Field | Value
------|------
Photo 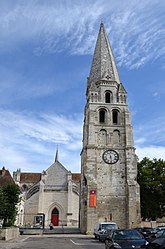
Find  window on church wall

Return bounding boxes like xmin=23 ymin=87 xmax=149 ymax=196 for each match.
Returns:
xmin=105 ymin=91 xmax=112 ymax=103
xmin=112 ymin=110 xmax=119 ymax=124
xmin=120 ymin=95 xmax=123 ymax=103
xmin=94 ymin=93 xmax=98 ymax=102
xmin=22 ymin=184 xmax=28 ymax=192
xmin=52 ymin=208 xmax=59 ymax=215
xmin=99 ymin=109 xmax=106 ymax=123
xmin=90 ymin=92 xmax=98 ymax=102
xmin=91 ymin=93 xmax=94 ymax=102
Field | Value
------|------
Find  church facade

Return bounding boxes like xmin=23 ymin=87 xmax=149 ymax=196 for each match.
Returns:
xmin=13 ymin=151 xmax=80 ymax=228
xmin=80 ymin=23 xmax=141 ymax=234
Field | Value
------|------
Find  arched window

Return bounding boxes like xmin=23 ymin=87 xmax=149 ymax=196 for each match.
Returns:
xmin=105 ymin=91 xmax=112 ymax=103
xmin=112 ymin=110 xmax=119 ymax=124
xmin=101 ymin=129 xmax=107 ymax=145
xmin=113 ymin=130 xmax=120 ymax=145
xmin=120 ymin=95 xmax=123 ymax=103
xmin=52 ymin=208 xmax=59 ymax=215
xmin=99 ymin=109 xmax=106 ymax=123
xmin=91 ymin=93 xmax=94 ymax=102
xmin=22 ymin=184 xmax=28 ymax=192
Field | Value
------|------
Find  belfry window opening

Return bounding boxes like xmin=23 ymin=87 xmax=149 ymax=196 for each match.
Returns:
xmin=105 ymin=91 xmax=112 ymax=103
xmin=112 ymin=110 xmax=118 ymax=124
xmin=99 ymin=109 xmax=106 ymax=123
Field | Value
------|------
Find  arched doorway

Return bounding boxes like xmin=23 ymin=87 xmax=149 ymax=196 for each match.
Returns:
xmin=51 ymin=207 xmax=59 ymax=226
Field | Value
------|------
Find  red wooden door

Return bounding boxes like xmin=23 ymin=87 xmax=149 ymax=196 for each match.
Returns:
xmin=51 ymin=214 xmax=59 ymax=226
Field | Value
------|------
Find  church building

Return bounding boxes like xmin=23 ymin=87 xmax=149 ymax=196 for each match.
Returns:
xmin=13 ymin=150 xmax=80 ymax=228
xmin=80 ymin=23 xmax=141 ymax=234
xmin=12 ymin=23 xmax=141 ymax=233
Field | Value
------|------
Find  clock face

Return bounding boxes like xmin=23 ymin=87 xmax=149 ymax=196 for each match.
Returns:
xmin=102 ymin=150 xmax=119 ymax=164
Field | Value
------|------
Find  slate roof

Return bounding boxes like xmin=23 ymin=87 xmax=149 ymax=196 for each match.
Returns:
xmin=88 ymin=22 xmax=120 ymax=88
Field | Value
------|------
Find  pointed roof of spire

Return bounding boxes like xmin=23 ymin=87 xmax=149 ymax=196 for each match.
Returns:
xmin=54 ymin=145 xmax=59 ymax=163
xmin=88 ymin=22 xmax=120 ymax=87
xmin=118 ymin=83 xmax=127 ymax=94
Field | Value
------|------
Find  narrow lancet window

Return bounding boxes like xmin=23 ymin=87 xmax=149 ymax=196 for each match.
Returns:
xmin=105 ymin=91 xmax=112 ymax=103
xmin=99 ymin=110 xmax=105 ymax=123
xmin=112 ymin=110 xmax=118 ymax=124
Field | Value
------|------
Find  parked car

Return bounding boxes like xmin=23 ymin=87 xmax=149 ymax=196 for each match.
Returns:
xmin=94 ymin=221 xmax=118 ymax=239
xmin=134 ymin=227 xmax=157 ymax=240
xmin=155 ymin=229 xmax=165 ymax=238
xmin=146 ymin=235 xmax=165 ymax=248
xmin=156 ymin=226 xmax=165 ymax=231
xmin=105 ymin=229 xmax=149 ymax=249
xmin=98 ymin=228 xmax=112 ymax=242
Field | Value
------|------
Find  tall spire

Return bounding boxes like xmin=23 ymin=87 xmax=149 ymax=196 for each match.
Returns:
xmin=88 ymin=22 xmax=120 ymax=87
xmin=54 ymin=145 xmax=59 ymax=163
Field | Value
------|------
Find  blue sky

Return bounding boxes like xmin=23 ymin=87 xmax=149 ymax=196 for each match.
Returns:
xmin=0 ymin=0 xmax=164 ymax=174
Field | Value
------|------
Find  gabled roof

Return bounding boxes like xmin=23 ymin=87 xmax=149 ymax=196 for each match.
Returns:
xmin=118 ymin=83 xmax=127 ymax=93
xmin=46 ymin=159 xmax=69 ymax=174
xmin=0 ymin=166 xmax=15 ymax=186
xmin=46 ymin=148 xmax=69 ymax=174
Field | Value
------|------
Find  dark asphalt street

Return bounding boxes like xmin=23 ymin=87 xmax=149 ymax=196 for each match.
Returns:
xmin=1 ymin=235 xmax=105 ymax=249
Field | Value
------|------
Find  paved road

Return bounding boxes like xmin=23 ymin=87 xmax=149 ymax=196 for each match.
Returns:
xmin=0 ymin=235 xmax=105 ymax=249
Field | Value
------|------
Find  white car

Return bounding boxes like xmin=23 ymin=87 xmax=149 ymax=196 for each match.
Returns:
xmin=94 ymin=222 xmax=118 ymax=239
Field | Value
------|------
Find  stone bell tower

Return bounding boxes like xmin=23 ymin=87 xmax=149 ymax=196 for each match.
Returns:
xmin=80 ymin=23 xmax=141 ymax=234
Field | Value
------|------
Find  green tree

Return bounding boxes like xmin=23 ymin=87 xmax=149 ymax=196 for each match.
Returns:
xmin=0 ymin=187 xmax=6 ymax=220
xmin=0 ymin=183 xmax=20 ymax=227
xmin=137 ymin=157 xmax=165 ymax=220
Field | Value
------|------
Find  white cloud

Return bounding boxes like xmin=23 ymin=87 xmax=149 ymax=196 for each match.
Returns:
xmin=1 ymin=107 xmax=165 ymax=174
xmin=135 ymin=138 xmax=146 ymax=144
xmin=134 ymin=116 xmax=165 ymax=160
xmin=136 ymin=146 xmax=165 ymax=161
xmin=0 ymin=109 xmax=83 ymax=173
xmin=0 ymin=0 xmax=164 ymax=69
xmin=134 ymin=117 xmax=165 ymax=146
xmin=151 ymin=81 xmax=165 ymax=101
xmin=153 ymin=92 xmax=158 ymax=97
xmin=0 ymin=0 xmax=164 ymax=175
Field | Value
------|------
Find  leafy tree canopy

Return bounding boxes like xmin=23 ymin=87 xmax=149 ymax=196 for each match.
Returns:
xmin=0 ymin=183 xmax=20 ymax=227
xmin=137 ymin=157 xmax=165 ymax=221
